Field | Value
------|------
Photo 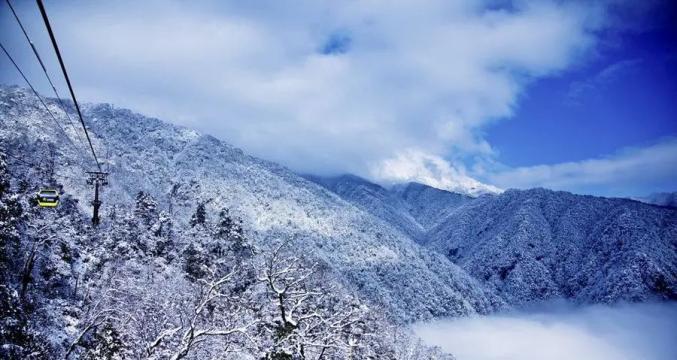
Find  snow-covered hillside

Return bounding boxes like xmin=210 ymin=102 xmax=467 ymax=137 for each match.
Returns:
xmin=2 ymin=84 xmax=675 ymax=358
xmin=391 ymin=182 xmax=475 ymax=231
xmin=0 ymin=85 xmax=500 ymax=323
xmin=426 ymin=188 xmax=677 ymax=305
xmin=310 ymin=174 xmax=677 ymax=306
xmin=306 ymin=175 xmax=475 ymax=240
xmin=303 ymin=174 xmax=427 ymax=241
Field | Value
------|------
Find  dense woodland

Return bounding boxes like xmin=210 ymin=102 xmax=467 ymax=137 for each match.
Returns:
xmin=2 ymin=86 xmax=675 ymax=359
xmin=0 ymin=152 xmax=454 ymax=359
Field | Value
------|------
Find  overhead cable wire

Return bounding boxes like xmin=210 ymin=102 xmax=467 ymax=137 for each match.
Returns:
xmin=36 ymin=0 xmax=102 ymax=171
xmin=4 ymin=0 xmax=88 ymax=151
xmin=1 ymin=150 xmax=61 ymax=182
xmin=1 ymin=150 xmax=40 ymax=168
xmin=0 ymin=41 xmax=88 ymax=164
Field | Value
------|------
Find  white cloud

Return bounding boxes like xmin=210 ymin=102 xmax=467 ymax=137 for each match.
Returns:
xmin=0 ymin=0 xmax=605 ymax=179
xmin=370 ymin=138 xmax=677 ymax=197
xmin=371 ymin=149 xmax=501 ymax=195
xmin=413 ymin=302 xmax=677 ymax=360
xmin=487 ymin=138 xmax=677 ymax=197
xmin=566 ymin=58 xmax=643 ymax=104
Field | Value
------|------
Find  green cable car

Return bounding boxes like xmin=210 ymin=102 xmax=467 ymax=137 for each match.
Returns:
xmin=37 ymin=189 xmax=60 ymax=208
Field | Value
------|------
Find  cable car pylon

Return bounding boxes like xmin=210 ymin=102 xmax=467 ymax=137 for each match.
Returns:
xmin=87 ymin=171 xmax=108 ymax=225
xmin=36 ymin=0 xmax=110 ymax=225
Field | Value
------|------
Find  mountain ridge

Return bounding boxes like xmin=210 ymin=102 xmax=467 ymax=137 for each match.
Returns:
xmin=2 ymin=83 xmax=674 ymax=327
xmin=308 ymin=174 xmax=677 ymax=306
xmin=306 ymin=174 xmax=478 ymax=240
xmin=427 ymin=187 xmax=677 ymax=304
xmin=0 ymin=85 xmax=502 ymax=324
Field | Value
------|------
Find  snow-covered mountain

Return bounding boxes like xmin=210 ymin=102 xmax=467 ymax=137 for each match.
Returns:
xmin=426 ymin=188 xmax=677 ymax=305
xmin=390 ymin=182 xmax=475 ymax=231
xmin=310 ymin=174 xmax=677 ymax=306
xmin=2 ymin=84 xmax=676 ymax=358
xmin=0 ymin=85 xmax=500 ymax=324
xmin=306 ymin=175 xmax=475 ymax=240
xmin=303 ymin=174 xmax=427 ymax=241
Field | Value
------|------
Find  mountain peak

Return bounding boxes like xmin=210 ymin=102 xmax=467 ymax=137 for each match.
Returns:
xmin=368 ymin=149 xmax=502 ymax=197
xmin=392 ymin=178 xmax=502 ymax=198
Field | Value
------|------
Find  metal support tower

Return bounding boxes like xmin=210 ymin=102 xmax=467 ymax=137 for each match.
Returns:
xmin=87 ymin=171 xmax=108 ymax=226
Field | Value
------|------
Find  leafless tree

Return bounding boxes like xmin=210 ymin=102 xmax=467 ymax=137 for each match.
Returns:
xmin=257 ymin=241 xmax=371 ymax=359
xmin=167 ymin=267 xmax=258 ymax=360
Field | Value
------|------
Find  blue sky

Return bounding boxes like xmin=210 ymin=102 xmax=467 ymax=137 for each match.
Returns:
xmin=0 ymin=0 xmax=675 ymax=197
xmin=488 ymin=18 xmax=677 ymax=167
xmin=479 ymin=3 xmax=677 ymax=196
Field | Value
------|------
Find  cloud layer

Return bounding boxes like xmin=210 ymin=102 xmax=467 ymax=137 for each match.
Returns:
xmin=413 ymin=302 xmax=677 ymax=360
xmin=487 ymin=138 xmax=677 ymax=197
xmin=4 ymin=0 xmax=669 ymax=196
xmin=1 ymin=0 xmax=605 ymax=187
xmin=371 ymin=149 xmax=502 ymax=195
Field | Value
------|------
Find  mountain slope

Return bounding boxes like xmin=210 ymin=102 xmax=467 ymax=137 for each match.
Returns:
xmin=303 ymin=174 xmax=426 ymax=241
xmin=305 ymin=175 xmax=677 ymax=307
xmin=392 ymin=182 xmax=475 ymax=231
xmin=306 ymin=176 xmax=475 ymax=241
xmin=0 ymin=85 xmax=501 ymax=323
xmin=426 ymin=188 xmax=677 ymax=305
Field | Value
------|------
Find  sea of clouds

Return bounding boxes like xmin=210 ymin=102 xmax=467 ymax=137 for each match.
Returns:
xmin=413 ymin=302 xmax=677 ymax=360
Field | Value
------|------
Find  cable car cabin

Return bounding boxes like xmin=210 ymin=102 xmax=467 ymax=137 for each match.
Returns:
xmin=37 ymin=189 xmax=60 ymax=208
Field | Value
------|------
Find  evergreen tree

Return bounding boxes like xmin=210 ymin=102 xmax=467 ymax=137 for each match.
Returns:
xmin=82 ymin=323 xmax=127 ymax=360
xmin=152 ymin=211 xmax=176 ymax=259
xmin=152 ymin=210 xmax=171 ymax=237
xmin=215 ymin=208 xmax=251 ymax=256
xmin=133 ymin=191 xmax=158 ymax=228
xmin=182 ymin=242 xmax=208 ymax=280
xmin=0 ymin=151 xmax=22 ymax=251
xmin=0 ymin=151 xmax=23 ymax=283
xmin=189 ymin=202 xmax=207 ymax=227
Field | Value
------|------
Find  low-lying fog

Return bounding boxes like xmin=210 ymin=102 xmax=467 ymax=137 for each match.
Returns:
xmin=413 ymin=302 xmax=677 ymax=360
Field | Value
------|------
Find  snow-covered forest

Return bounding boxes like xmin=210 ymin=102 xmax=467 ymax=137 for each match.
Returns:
xmin=0 ymin=168 xmax=451 ymax=358
xmin=0 ymin=86 xmax=462 ymax=358
xmin=1 ymin=85 xmax=676 ymax=359
xmin=307 ymin=175 xmax=677 ymax=305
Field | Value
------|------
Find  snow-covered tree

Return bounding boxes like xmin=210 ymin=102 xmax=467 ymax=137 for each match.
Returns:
xmin=0 ymin=151 xmax=38 ymax=359
xmin=81 ymin=323 xmax=126 ymax=360
xmin=255 ymin=241 xmax=372 ymax=359
xmin=151 ymin=210 xmax=176 ymax=259
xmin=214 ymin=207 xmax=253 ymax=259
xmin=189 ymin=202 xmax=207 ymax=228
xmin=134 ymin=191 xmax=158 ymax=229
xmin=0 ymin=151 xmax=22 ymax=267
xmin=182 ymin=242 xmax=209 ymax=280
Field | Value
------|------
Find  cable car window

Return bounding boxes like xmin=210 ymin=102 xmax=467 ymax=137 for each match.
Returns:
xmin=37 ymin=189 xmax=60 ymax=208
